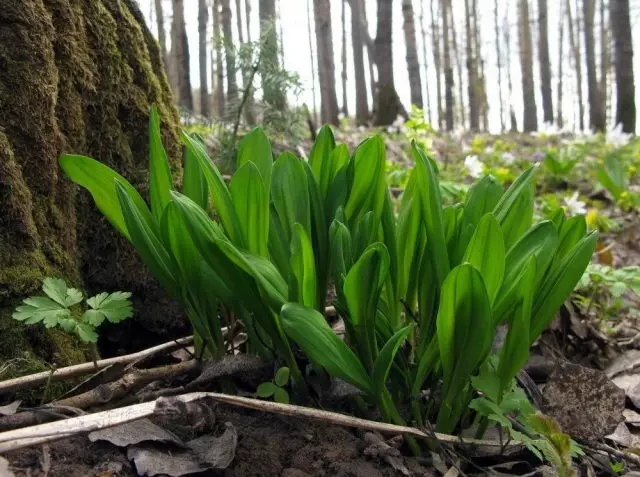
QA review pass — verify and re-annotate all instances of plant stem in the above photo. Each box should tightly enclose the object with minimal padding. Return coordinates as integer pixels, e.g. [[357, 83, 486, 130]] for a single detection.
[[231, 55, 261, 149], [90, 343, 99, 369]]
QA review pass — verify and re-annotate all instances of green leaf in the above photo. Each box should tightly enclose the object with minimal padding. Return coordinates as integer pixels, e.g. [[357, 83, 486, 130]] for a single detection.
[[230, 162, 268, 257], [289, 223, 317, 309], [463, 175, 504, 229], [274, 367, 290, 387], [308, 125, 336, 185], [59, 154, 151, 241], [272, 152, 311, 243], [148, 104, 173, 222], [371, 323, 415, 399], [397, 195, 423, 301], [75, 322, 98, 343], [274, 387, 290, 404], [321, 143, 350, 211], [257, 382, 278, 397], [462, 213, 505, 305], [237, 128, 273, 197], [555, 215, 587, 264], [13, 296, 70, 325], [42, 278, 83, 307], [345, 136, 387, 225], [329, 218, 352, 289], [280, 303, 372, 394], [182, 135, 208, 209], [84, 291, 133, 325], [500, 182, 534, 249], [492, 166, 535, 224]]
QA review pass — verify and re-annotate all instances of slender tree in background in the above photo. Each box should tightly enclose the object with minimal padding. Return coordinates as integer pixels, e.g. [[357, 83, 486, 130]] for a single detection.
[[430, 0, 443, 128], [610, 0, 636, 132], [538, 0, 554, 124], [245, 0, 252, 42], [373, 0, 407, 125], [307, 0, 319, 124], [419, 0, 432, 124], [341, 0, 349, 115], [584, 0, 605, 131], [449, 3, 466, 127], [505, 7, 518, 131], [154, 0, 169, 68], [441, 0, 454, 130], [348, 0, 369, 124], [236, 0, 245, 43], [260, 0, 286, 109], [277, 0, 285, 69], [198, 0, 210, 117], [518, 0, 538, 131], [473, 0, 488, 131], [361, 1, 377, 106], [567, 0, 585, 131], [557, 0, 565, 128], [599, 0, 610, 123], [464, 0, 479, 131], [213, 0, 226, 117], [494, 0, 505, 131], [221, 0, 239, 117], [170, 0, 193, 111], [313, 0, 339, 125], [402, 0, 424, 109]]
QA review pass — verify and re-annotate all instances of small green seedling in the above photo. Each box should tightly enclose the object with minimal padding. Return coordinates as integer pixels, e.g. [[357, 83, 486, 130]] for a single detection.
[[13, 278, 133, 362], [257, 367, 290, 404]]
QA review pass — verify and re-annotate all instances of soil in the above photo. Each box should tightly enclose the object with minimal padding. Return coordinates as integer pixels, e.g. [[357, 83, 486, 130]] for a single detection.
[[5, 403, 436, 477]]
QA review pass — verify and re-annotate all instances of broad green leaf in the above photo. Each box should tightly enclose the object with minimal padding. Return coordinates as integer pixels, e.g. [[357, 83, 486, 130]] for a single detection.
[[371, 323, 415, 399], [13, 297, 70, 325], [397, 196, 423, 301], [181, 132, 243, 246], [555, 215, 587, 263], [237, 128, 273, 196], [59, 154, 151, 241], [308, 125, 336, 184], [257, 382, 277, 397], [274, 387, 290, 404], [182, 135, 208, 209], [463, 175, 504, 229], [531, 232, 597, 340], [281, 303, 372, 394], [329, 218, 352, 289], [42, 278, 83, 307], [268, 206, 292, 277], [320, 143, 350, 208], [230, 162, 268, 257], [352, 211, 380, 260], [462, 213, 505, 305], [272, 152, 311, 242], [274, 367, 290, 387], [598, 155, 627, 199], [290, 223, 317, 309], [116, 181, 178, 297], [500, 182, 534, 249], [75, 322, 98, 343], [84, 291, 133, 325], [492, 166, 535, 224], [148, 104, 173, 222], [345, 136, 387, 225]]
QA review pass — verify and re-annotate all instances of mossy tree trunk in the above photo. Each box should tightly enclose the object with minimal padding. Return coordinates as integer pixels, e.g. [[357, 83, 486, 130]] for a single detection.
[[0, 0, 185, 367]]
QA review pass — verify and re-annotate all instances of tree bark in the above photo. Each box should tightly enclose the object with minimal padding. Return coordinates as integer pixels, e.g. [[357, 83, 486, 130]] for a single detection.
[[0, 0, 184, 362], [518, 0, 538, 132], [259, 0, 286, 109], [538, 0, 554, 124], [154, 0, 169, 69], [431, 0, 444, 129], [245, 0, 252, 42], [341, 0, 349, 115], [584, 0, 605, 131], [567, 0, 585, 131], [419, 0, 432, 124], [360, 1, 377, 107], [449, 3, 466, 127], [170, 0, 193, 112], [221, 0, 238, 119], [236, 0, 245, 44], [494, 0, 505, 131], [348, 0, 369, 124], [473, 0, 488, 131], [307, 0, 319, 124], [212, 0, 226, 117], [464, 0, 479, 131], [610, 0, 636, 132], [198, 0, 210, 117], [313, 0, 339, 125], [557, 0, 566, 128], [373, 0, 407, 125], [504, 4, 518, 131], [441, 0, 454, 131], [402, 0, 423, 109]]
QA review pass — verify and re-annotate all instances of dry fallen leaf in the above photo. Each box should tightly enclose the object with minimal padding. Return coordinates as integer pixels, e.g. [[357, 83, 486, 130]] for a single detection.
[[0, 401, 20, 416], [0, 457, 14, 477], [88, 418, 184, 447]]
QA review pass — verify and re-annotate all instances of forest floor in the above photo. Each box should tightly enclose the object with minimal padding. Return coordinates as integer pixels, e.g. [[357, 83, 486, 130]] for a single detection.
[[2, 124, 640, 476]]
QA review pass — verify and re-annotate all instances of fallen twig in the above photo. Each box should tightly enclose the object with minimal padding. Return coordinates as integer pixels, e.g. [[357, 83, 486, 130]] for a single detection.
[[0, 392, 516, 453]]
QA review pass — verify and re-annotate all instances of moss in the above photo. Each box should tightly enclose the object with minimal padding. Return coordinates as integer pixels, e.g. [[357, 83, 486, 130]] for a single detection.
[[0, 0, 186, 365]]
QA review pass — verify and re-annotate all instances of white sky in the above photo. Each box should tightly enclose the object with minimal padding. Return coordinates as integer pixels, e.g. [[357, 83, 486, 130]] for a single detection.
[[142, 0, 640, 133]]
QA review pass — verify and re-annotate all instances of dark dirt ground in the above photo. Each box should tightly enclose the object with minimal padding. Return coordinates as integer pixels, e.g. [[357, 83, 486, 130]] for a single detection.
[[5, 403, 437, 477]]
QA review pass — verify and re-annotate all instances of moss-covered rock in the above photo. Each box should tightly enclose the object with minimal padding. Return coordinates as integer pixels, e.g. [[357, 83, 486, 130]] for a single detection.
[[0, 0, 188, 366]]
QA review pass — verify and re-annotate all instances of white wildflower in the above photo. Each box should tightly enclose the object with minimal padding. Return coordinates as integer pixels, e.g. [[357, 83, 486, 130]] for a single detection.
[[464, 155, 484, 178], [501, 152, 516, 165], [607, 123, 631, 148], [563, 191, 587, 216]]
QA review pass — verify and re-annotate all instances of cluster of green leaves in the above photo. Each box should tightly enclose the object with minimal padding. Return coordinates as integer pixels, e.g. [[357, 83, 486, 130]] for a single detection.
[[257, 366, 290, 404], [12, 278, 132, 343], [59, 109, 596, 449], [576, 264, 640, 318], [543, 147, 579, 180]]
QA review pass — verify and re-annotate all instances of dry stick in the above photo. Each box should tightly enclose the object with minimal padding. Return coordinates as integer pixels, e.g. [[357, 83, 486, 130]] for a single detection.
[[0, 392, 514, 453]]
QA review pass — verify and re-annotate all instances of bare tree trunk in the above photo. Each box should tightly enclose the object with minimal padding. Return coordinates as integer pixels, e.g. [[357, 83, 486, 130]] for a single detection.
[[419, 0, 432, 124], [567, 0, 585, 131], [260, 0, 286, 109], [341, 0, 348, 115], [441, 0, 454, 131], [473, 0, 488, 131], [610, 0, 636, 132], [213, 0, 226, 117], [170, 0, 193, 112], [449, 2, 466, 127], [277, 0, 285, 69], [236, 0, 245, 43], [221, 0, 238, 119], [504, 6, 518, 131], [154, 0, 169, 69], [584, 0, 605, 131], [557, 0, 565, 128], [494, 0, 505, 131], [198, 0, 210, 117], [313, 0, 339, 125], [361, 1, 377, 106], [402, 0, 423, 109], [348, 0, 369, 124], [518, 0, 537, 131], [307, 0, 319, 124], [431, 0, 443, 129], [245, 0, 252, 42], [464, 0, 479, 130], [373, 0, 407, 125], [538, 0, 554, 124], [599, 0, 609, 125]]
